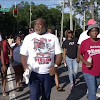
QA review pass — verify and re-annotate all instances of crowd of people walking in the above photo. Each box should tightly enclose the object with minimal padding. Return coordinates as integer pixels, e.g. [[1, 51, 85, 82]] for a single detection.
[[0, 18, 100, 100]]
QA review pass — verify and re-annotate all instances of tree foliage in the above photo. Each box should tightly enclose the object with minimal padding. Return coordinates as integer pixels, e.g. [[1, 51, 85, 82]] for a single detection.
[[0, 1, 82, 38], [71, 0, 100, 23]]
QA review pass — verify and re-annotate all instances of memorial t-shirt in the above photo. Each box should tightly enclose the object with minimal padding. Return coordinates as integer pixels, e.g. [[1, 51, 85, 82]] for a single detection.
[[20, 32, 62, 74]]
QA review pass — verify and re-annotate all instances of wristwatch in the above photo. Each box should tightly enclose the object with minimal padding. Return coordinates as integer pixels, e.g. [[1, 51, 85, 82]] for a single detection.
[[54, 64, 58, 68]]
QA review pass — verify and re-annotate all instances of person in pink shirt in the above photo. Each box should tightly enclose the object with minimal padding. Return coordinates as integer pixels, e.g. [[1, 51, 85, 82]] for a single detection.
[[80, 20, 100, 100]]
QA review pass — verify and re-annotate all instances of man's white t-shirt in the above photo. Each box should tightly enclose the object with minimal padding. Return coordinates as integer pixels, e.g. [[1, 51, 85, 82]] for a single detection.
[[20, 32, 62, 74], [0, 34, 2, 41], [78, 30, 100, 45], [78, 30, 89, 45]]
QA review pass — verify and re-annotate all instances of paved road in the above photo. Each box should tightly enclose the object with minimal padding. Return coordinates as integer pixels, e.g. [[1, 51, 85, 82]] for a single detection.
[[0, 62, 100, 100]]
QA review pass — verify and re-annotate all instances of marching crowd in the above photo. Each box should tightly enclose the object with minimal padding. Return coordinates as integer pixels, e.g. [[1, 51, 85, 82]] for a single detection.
[[0, 18, 100, 100]]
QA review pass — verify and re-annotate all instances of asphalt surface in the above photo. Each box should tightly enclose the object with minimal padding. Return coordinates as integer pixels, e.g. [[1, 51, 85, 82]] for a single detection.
[[0, 62, 100, 100]]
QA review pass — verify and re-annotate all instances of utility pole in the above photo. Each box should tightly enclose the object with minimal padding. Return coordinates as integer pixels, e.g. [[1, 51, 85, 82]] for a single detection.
[[60, 0, 65, 46], [29, 2, 32, 28], [70, 0, 73, 31], [83, 11, 86, 31], [55, 30, 57, 37], [90, 2, 94, 19], [15, 2, 16, 8]]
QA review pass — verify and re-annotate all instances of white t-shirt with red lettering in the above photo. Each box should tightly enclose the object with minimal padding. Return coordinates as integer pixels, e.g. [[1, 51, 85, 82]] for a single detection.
[[20, 32, 62, 74], [80, 38, 100, 76]]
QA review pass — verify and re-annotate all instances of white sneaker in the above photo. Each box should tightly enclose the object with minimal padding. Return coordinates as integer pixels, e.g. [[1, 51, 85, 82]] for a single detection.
[[3, 92, 8, 96]]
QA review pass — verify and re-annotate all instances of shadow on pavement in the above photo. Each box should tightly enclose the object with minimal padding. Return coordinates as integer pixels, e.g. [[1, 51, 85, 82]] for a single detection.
[[66, 82, 87, 100], [10, 90, 30, 100], [58, 66, 68, 76]]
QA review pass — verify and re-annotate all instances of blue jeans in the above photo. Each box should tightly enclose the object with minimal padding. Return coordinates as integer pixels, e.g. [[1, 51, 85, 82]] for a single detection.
[[65, 56, 78, 84], [28, 71, 54, 100], [83, 72, 100, 100]]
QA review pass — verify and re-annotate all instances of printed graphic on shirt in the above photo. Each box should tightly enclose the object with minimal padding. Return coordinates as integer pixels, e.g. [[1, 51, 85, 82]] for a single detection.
[[32, 38, 51, 65], [87, 46, 100, 56], [69, 42, 74, 45]]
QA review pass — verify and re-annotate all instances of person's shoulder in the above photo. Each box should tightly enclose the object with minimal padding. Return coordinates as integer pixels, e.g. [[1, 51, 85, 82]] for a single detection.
[[78, 30, 89, 41], [72, 37, 78, 42], [80, 30, 88, 36], [46, 32, 55, 36], [24, 32, 36, 39], [63, 39, 68, 43], [82, 30, 88, 34], [73, 37, 78, 40], [97, 33, 100, 38], [81, 38, 90, 44], [46, 32, 58, 39]]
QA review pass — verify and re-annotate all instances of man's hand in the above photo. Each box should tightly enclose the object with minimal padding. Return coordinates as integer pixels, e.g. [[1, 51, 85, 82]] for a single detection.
[[49, 66, 57, 76], [1, 65, 7, 73]]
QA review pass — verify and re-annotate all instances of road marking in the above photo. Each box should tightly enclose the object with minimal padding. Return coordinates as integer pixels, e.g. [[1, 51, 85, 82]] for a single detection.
[[7, 66, 16, 100]]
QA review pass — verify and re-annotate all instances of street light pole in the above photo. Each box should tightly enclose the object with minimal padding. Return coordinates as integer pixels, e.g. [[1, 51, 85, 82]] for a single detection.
[[90, 2, 94, 19], [70, 0, 73, 31], [15, 2, 16, 8], [60, 0, 65, 46], [83, 11, 86, 31], [29, 2, 31, 28]]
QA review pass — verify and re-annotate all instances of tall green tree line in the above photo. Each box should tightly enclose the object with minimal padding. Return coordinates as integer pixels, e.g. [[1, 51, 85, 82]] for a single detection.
[[0, 1, 82, 38]]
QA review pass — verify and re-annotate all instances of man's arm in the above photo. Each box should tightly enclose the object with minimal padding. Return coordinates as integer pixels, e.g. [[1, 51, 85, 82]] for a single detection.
[[21, 54, 28, 71], [49, 53, 62, 76]]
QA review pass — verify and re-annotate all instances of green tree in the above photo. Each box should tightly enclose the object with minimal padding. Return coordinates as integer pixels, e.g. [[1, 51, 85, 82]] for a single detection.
[[71, 0, 100, 22], [0, 1, 82, 38]]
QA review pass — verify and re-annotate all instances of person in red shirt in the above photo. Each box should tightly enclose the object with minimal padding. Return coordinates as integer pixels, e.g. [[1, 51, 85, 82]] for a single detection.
[[80, 21, 100, 100], [0, 35, 12, 96]]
